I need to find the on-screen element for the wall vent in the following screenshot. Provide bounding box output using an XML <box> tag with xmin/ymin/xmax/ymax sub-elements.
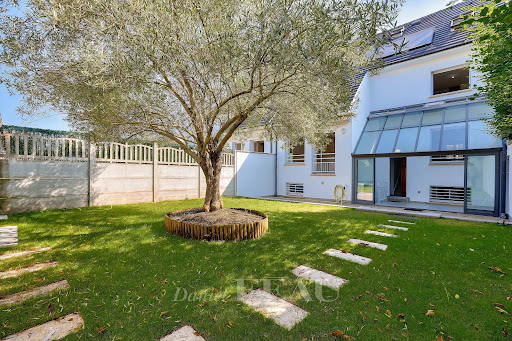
<box><xmin>286</xmin><ymin>183</ymin><xmax>304</xmax><ymax>197</ymax></box>
<box><xmin>430</xmin><ymin>186</ymin><xmax>469</xmax><ymax>203</ymax></box>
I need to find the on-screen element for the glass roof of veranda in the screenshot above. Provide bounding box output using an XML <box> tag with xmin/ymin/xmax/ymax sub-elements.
<box><xmin>353</xmin><ymin>100</ymin><xmax>503</xmax><ymax>157</ymax></box>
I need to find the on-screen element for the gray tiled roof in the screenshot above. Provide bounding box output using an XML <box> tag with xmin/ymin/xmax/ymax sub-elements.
<box><xmin>351</xmin><ymin>1</ymin><xmax>481</xmax><ymax>97</ymax></box>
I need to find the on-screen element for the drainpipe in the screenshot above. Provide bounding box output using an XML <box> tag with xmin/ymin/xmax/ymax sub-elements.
<box><xmin>500</xmin><ymin>140</ymin><xmax>508</xmax><ymax>218</ymax></box>
<box><xmin>274</xmin><ymin>141</ymin><xmax>278</xmax><ymax>197</ymax></box>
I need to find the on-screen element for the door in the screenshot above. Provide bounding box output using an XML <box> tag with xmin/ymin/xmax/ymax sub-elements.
<box><xmin>390</xmin><ymin>157</ymin><xmax>407</xmax><ymax>197</ymax></box>
<box><xmin>465</xmin><ymin>154</ymin><xmax>498</xmax><ymax>215</ymax></box>
<box><xmin>356</xmin><ymin>158</ymin><xmax>375</xmax><ymax>203</ymax></box>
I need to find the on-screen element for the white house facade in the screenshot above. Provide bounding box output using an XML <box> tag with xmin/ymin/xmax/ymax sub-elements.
<box><xmin>232</xmin><ymin>1</ymin><xmax>510</xmax><ymax>218</ymax></box>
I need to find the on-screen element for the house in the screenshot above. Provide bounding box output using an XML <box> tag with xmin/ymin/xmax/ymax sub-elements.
<box><xmin>232</xmin><ymin>1</ymin><xmax>509</xmax><ymax>217</ymax></box>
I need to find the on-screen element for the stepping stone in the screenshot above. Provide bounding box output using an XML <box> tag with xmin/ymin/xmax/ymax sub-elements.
<box><xmin>239</xmin><ymin>289</ymin><xmax>308</xmax><ymax>330</ymax></box>
<box><xmin>0</xmin><ymin>215</ymin><xmax>8</xmax><ymax>220</ymax></box>
<box><xmin>388</xmin><ymin>220</ymin><xmax>416</xmax><ymax>225</ymax></box>
<box><xmin>2</xmin><ymin>312</ymin><xmax>84</xmax><ymax>341</ymax></box>
<box><xmin>365</xmin><ymin>230</ymin><xmax>398</xmax><ymax>238</ymax></box>
<box><xmin>0</xmin><ymin>247</ymin><xmax>51</xmax><ymax>261</ymax></box>
<box><xmin>0</xmin><ymin>261</ymin><xmax>58</xmax><ymax>279</ymax></box>
<box><xmin>291</xmin><ymin>265</ymin><xmax>348</xmax><ymax>290</ymax></box>
<box><xmin>379</xmin><ymin>224</ymin><xmax>408</xmax><ymax>231</ymax></box>
<box><xmin>0</xmin><ymin>280</ymin><xmax>69</xmax><ymax>307</ymax></box>
<box><xmin>0</xmin><ymin>225</ymin><xmax>18</xmax><ymax>248</ymax></box>
<box><xmin>323</xmin><ymin>249</ymin><xmax>372</xmax><ymax>265</ymax></box>
<box><xmin>348</xmin><ymin>238</ymin><xmax>387</xmax><ymax>251</ymax></box>
<box><xmin>160</xmin><ymin>325</ymin><xmax>205</xmax><ymax>341</ymax></box>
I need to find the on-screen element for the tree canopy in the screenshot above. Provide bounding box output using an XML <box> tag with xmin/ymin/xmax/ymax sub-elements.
<box><xmin>0</xmin><ymin>0</ymin><xmax>402</xmax><ymax>210</ymax></box>
<box><xmin>462</xmin><ymin>0</ymin><xmax>512</xmax><ymax>139</ymax></box>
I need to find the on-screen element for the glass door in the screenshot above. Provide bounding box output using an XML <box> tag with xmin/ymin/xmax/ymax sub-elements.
<box><xmin>356</xmin><ymin>158</ymin><xmax>375</xmax><ymax>203</ymax></box>
<box><xmin>465</xmin><ymin>154</ymin><xmax>498</xmax><ymax>215</ymax></box>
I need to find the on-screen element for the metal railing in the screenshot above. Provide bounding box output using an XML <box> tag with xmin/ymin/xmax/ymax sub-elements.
<box><xmin>285</xmin><ymin>153</ymin><xmax>305</xmax><ymax>163</ymax></box>
<box><xmin>312</xmin><ymin>152</ymin><xmax>335</xmax><ymax>174</ymax></box>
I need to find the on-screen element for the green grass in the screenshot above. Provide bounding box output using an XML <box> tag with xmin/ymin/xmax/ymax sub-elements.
<box><xmin>0</xmin><ymin>197</ymin><xmax>511</xmax><ymax>340</ymax></box>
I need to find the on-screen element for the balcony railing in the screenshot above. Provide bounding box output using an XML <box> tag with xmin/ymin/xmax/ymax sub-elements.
<box><xmin>285</xmin><ymin>153</ymin><xmax>305</xmax><ymax>164</ymax></box>
<box><xmin>312</xmin><ymin>152</ymin><xmax>335</xmax><ymax>174</ymax></box>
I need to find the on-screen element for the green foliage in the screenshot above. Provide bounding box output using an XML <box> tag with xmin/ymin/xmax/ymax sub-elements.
<box><xmin>463</xmin><ymin>0</ymin><xmax>512</xmax><ymax>139</ymax></box>
<box><xmin>0</xmin><ymin>198</ymin><xmax>510</xmax><ymax>339</ymax></box>
<box><xmin>0</xmin><ymin>0</ymin><xmax>402</xmax><ymax>156</ymax></box>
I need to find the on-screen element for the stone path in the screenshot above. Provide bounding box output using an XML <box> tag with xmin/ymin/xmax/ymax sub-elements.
<box><xmin>160</xmin><ymin>326</ymin><xmax>206</xmax><ymax>341</ymax></box>
<box><xmin>0</xmin><ymin>247</ymin><xmax>51</xmax><ymax>261</ymax></box>
<box><xmin>0</xmin><ymin>280</ymin><xmax>69</xmax><ymax>307</ymax></box>
<box><xmin>239</xmin><ymin>289</ymin><xmax>309</xmax><ymax>330</ymax></box>
<box><xmin>0</xmin><ymin>215</ymin><xmax>8</xmax><ymax>220</ymax></box>
<box><xmin>0</xmin><ymin>261</ymin><xmax>58</xmax><ymax>279</ymax></box>
<box><xmin>323</xmin><ymin>249</ymin><xmax>372</xmax><ymax>265</ymax></box>
<box><xmin>2</xmin><ymin>313</ymin><xmax>84</xmax><ymax>341</ymax></box>
<box><xmin>291</xmin><ymin>265</ymin><xmax>348</xmax><ymax>290</ymax></box>
<box><xmin>0</xmin><ymin>225</ymin><xmax>18</xmax><ymax>248</ymax></box>
<box><xmin>364</xmin><ymin>230</ymin><xmax>398</xmax><ymax>238</ymax></box>
<box><xmin>348</xmin><ymin>238</ymin><xmax>388</xmax><ymax>251</ymax></box>
<box><xmin>378</xmin><ymin>224</ymin><xmax>408</xmax><ymax>231</ymax></box>
<box><xmin>388</xmin><ymin>219</ymin><xmax>416</xmax><ymax>225</ymax></box>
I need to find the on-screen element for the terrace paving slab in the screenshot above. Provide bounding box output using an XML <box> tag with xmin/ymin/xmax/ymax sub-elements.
<box><xmin>0</xmin><ymin>280</ymin><xmax>69</xmax><ymax>307</ymax></box>
<box><xmin>239</xmin><ymin>289</ymin><xmax>308</xmax><ymax>330</ymax></box>
<box><xmin>160</xmin><ymin>326</ymin><xmax>206</xmax><ymax>341</ymax></box>
<box><xmin>348</xmin><ymin>238</ymin><xmax>388</xmax><ymax>251</ymax></box>
<box><xmin>291</xmin><ymin>265</ymin><xmax>348</xmax><ymax>290</ymax></box>
<box><xmin>0</xmin><ymin>247</ymin><xmax>51</xmax><ymax>261</ymax></box>
<box><xmin>323</xmin><ymin>249</ymin><xmax>372</xmax><ymax>265</ymax></box>
<box><xmin>378</xmin><ymin>224</ymin><xmax>408</xmax><ymax>231</ymax></box>
<box><xmin>388</xmin><ymin>220</ymin><xmax>416</xmax><ymax>225</ymax></box>
<box><xmin>0</xmin><ymin>261</ymin><xmax>58</xmax><ymax>279</ymax></box>
<box><xmin>357</xmin><ymin>206</ymin><xmax>441</xmax><ymax>218</ymax></box>
<box><xmin>2</xmin><ymin>312</ymin><xmax>84</xmax><ymax>341</ymax></box>
<box><xmin>365</xmin><ymin>230</ymin><xmax>398</xmax><ymax>238</ymax></box>
<box><xmin>0</xmin><ymin>225</ymin><xmax>18</xmax><ymax>248</ymax></box>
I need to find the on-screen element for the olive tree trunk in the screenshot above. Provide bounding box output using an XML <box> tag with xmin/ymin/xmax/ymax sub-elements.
<box><xmin>200</xmin><ymin>150</ymin><xmax>224</xmax><ymax>212</ymax></box>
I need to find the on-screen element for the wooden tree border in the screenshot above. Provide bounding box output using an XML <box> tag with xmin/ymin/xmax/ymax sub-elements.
<box><xmin>164</xmin><ymin>208</ymin><xmax>268</xmax><ymax>241</ymax></box>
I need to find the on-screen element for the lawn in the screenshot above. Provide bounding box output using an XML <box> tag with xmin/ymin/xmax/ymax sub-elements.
<box><xmin>0</xmin><ymin>197</ymin><xmax>511</xmax><ymax>340</ymax></box>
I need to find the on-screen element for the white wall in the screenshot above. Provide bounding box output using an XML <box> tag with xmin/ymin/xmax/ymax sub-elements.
<box><xmin>406</xmin><ymin>157</ymin><xmax>464</xmax><ymax>202</ymax></box>
<box><xmin>235</xmin><ymin>151</ymin><xmax>276</xmax><ymax>197</ymax></box>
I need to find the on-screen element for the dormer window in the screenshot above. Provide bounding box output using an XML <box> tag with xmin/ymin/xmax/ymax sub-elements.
<box><xmin>389</xmin><ymin>26</ymin><xmax>404</xmax><ymax>39</ymax></box>
<box><xmin>451</xmin><ymin>11</ymin><xmax>473</xmax><ymax>31</ymax></box>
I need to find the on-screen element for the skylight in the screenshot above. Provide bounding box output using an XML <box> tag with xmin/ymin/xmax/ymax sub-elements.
<box><xmin>354</xmin><ymin>102</ymin><xmax>501</xmax><ymax>155</ymax></box>
<box><xmin>377</xmin><ymin>27</ymin><xmax>435</xmax><ymax>58</ymax></box>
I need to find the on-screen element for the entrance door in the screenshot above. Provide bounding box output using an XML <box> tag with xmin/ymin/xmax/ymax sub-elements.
<box><xmin>356</xmin><ymin>158</ymin><xmax>374</xmax><ymax>203</ymax></box>
<box><xmin>390</xmin><ymin>157</ymin><xmax>407</xmax><ymax>197</ymax></box>
<box><xmin>465</xmin><ymin>154</ymin><xmax>499</xmax><ymax>215</ymax></box>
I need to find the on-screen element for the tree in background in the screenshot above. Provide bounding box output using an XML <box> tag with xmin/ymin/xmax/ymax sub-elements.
<box><xmin>0</xmin><ymin>0</ymin><xmax>401</xmax><ymax>211</ymax></box>
<box><xmin>462</xmin><ymin>0</ymin><xmax>512</xmax><ymax>139</ymax></box>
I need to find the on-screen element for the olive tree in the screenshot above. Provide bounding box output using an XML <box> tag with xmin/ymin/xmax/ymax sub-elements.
<box><xmin>0</xmin><ymin>0</ymin><xmax>401</xmax><ymax>211</ymax></box>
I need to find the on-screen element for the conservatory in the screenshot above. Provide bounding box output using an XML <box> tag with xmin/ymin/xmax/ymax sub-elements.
<box><xmin>352</xmin><ymin>98</ymin><xmax>505</xmax><ymax>216</ymax></box>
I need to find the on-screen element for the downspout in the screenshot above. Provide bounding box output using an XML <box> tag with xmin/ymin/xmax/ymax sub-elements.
<box><xmin>274</xmin><ymin>141</ymin><xmax>278</xmax><ymax>197</ymax></box>
<box><xmin>500</xmin><ymin>140</ymin><xmax>508</xmax><ymax>218</ymax></box>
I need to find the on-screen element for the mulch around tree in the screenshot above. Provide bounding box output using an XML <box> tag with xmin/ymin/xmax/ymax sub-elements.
<box><xmin>169</xmin><ymin>208</ymin><xmax>264</xmax><ymax>226</ymax></box>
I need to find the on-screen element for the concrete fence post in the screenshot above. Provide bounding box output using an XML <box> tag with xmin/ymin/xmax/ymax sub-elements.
<box><xmin>88</xmin><ymin>142</ymin><xmax>96</xmax><ymax>207</ymax></box>
<box><xmin>153</xmin><ymin>142</ymin><xmax>158</xmax><ymax>202</ymax></box>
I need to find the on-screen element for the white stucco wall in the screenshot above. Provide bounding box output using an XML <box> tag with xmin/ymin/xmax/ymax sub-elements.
<box><xmin>406</xmin><ymin>157</ymin><xmax>464</xmax><ymax>203</ymax></box>
<box><xmin>235</xmin><ymin>151</ymin><xmax>276</xmax><ymax>197</ymax></box>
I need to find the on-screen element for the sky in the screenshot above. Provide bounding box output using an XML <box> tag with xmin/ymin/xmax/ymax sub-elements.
<box><xmin>0</xmin><ymin>0</ymin><xmax>454</xmax><ymax>131</ymax></box>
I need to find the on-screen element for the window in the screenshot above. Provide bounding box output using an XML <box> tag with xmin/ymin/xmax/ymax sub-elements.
<box><xmin>433</xmin><ymin>67</ymin><xmax>469</xmax><ymax>95</ymax></box>
<box><xmin>389</xmin><ymin>26</ymin><xmax>404</xmax><ymax>39</ymax></box>
<box><xmin>232</xmin><ymin>142</ymin><xmax>243</xmax><ymax>151</ymax></box>
<box><xmin>286</xmin><ymin>183</ymin><xmax>304</xmax><ymax>197</ymax></box>
<box><xmin>451</xmin><ymin>11</ymin><xmax>473</xmax><ymax>31</ymax></box>
<box><xmin>312</xmin><ymin>133</ymin><xmax>335</xmax><ymax>174</ymax></box>
<box><xmin>252</xmin><ymin>141</ymin><xmax>264</xmax><ymax>153</ymax></box>
<box><xmin>430</xmin><ymin>155</ymin><xmax>464</xmax><ymax>163</ymax></box>
<box><xmin>401</xmin><ymin>27</ymin><xmax>435</xmax><ymax>52</ymax></box>
<box><xmin>287</xmin><ymin>142</ymin><xmax>305</xmax><ymax>163</ymax></box>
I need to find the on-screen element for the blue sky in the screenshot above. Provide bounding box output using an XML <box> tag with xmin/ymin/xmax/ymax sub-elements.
<box><xmin>0</xmin><ymin>0</ymin><xmax>453</xmax><ymax>131</ymax></box>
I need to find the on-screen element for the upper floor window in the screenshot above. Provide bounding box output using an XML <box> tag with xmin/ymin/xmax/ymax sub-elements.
<box><xmin>252</xmin><ymin>140</ymin><xmax>264</xmax><ymax>153</ymax></box>
<box><xmin>433</xmin><ymin>67</ymin><xmax>469</xmax><ymax>95</ymax></box>
<box><xmin>232</xmin><ymin>142</ymin><xmax>243</xmax><ymax>151</ymax></box>
<box><xmin>286</xmin><ymin>142</ymin><xmax>305</xmax><ymax>164</ymax></box>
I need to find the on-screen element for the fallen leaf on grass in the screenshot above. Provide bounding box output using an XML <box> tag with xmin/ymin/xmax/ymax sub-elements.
<box><xmin>488</xmin><ymin>266</ymin><xmax>505</xmax><ymax>274</ymax></box>
<box><xmin>97</xmin><ymin>327</ymin><xmax>106</xmax><ymax>333</ymax></box>
<box><xmin>494</xmin><ymin>306</ymin><xmax>509</xmax><ymax>314</ymax></box>
<box><xmin>376</xmin><ymin>306</ymin><xmax>380</xmax><ymax>312</ymax></box>
<box><xmin>328</xmin><ymin>330</ymin><xmax>355</xmax><ymax>340</ymax></box>
<box><xmin>494</xmin><ymin>303</ymin><xmax>506</xmax><ymax>308</ymax></box>
<box><xmin>426</xmin><ymin>310</ymin><xmax>435</xmax><ymax>317</ymax></box>
<box><xmin>470</xmin><ymin>289</ymin><xmax>484</xmax><ymax>295</ymax></box>
<box><xmin>199</xmin><ymin>301</ymin><xmax>207</xmax><ymax>307</ymax></box>
<box><xmin>159</xmin><ymin>311</ymin><xmax>168</xmax><ymax>317</ymax></box>
<box><xmin>359</xmin><ymin>311</ymin><xmax>366</xmax><ymax>321</ymax></box>
<box><xmin>437</xmin><ymin>337</ymin><xmax>443</xmax><ymax>341</ymax></box>
<box><xmin>386</xmin><ymin>310</ymin><xmax>392</xmax><ymax>317</ymax></box>
<box><xmin>194</xmin><ymin>332</ymin><xmax>201</xmax><ymax>336</ymax></box>
<box><xmin>377</xmin><ymin>297</ymin><xmax>389</xmax><ymax>302</ymax></box>
<box><xmin>227</xmin><ymin>321</ymin><xmax>233</xmax><ymax>327</ymax></box>
<box><xmin>503</xmin><ymin>328</ymin><xmax>509</xmax><ymax>337</ymax></box>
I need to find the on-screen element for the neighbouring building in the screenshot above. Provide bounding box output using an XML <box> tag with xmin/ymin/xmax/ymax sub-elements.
<box><xmin>232</xmin><ymin>1</ymin><xmax>510</xmax><ymax>217</ymax></box>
